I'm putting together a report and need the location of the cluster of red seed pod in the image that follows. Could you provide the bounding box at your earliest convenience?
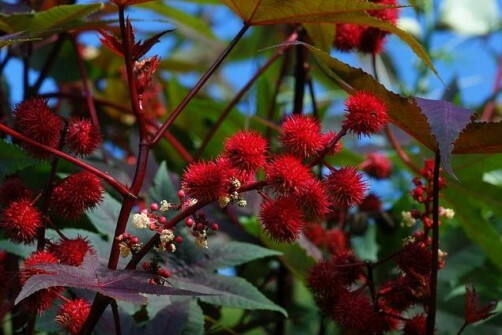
[334,0,400,54]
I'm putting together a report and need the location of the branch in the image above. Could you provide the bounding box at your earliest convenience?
[0,123,133,198]
[426,150,441,334]
[194,30,298,159]
[150,23,250,146]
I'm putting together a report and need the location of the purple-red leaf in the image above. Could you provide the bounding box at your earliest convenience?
[415,97,474,178]
[465,285,498,324]
[131,29,174,60]
[97,28,124,57]
[15,254,207,305]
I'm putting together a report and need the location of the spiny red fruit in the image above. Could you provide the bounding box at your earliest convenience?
[330,290,377,334]
[49,237,94,266]
[266,155,313,195]
[343,91,388,136]
[403,314,427,335]
[358,0,399,54]
[303,224,325,246]
[0,176,32,206]
[222,130,267,172]
[55,298,91,335]
[363,152,392,179]
[182,160,230,202]
[279,115,324,158]
[259,196,305,243]
[326,167,367,208]
[0,198,42,244]
[296,179,330,221]
[325,228,348,254]
[13,98,64,159]
[51,171,103,219]
[359,193,382,212]
[66,119,102,156]
[20,251,61,313]
[334,23,363,52]
[307,260,344,297]
[396,238,432,277]
[378,278,415,311]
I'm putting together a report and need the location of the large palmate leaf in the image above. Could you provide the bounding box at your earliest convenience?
[0,139,37,179]
[15,253,207,305]
[415,97,474,177]
[0,3,103,37]
[302,44,502,158]
[218,0,436,74]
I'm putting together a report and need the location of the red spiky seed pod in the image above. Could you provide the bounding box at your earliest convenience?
[259,196,305,243]
[55,298,91,335]
[13,98,64,159]
[334,23,364,52]
[49,237,94,266]
[66,119,102,156]
[303,224,325,246]
[0,176,33,206]
[325,228,348,254]
[307,260,345,297]
[296,179,330,221]
[363,152,392,179]
[396,238,432,277]
[182,160,230,202]
[378,278,415,311]
[359,193,382,213]
[0,198,42,244]
[51,171,103,219]
[402,314,427,335]
[266,155,313,195]
[330,290,377,334]
[20,251,62,313]
[343,91,388,136]
[279,115,324,158]
[222,130,267,172]
[358,0,399,54]
[326,167,367,208]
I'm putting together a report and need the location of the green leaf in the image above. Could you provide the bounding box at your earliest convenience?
[0,3,103,37]
[148,161,178,205]
[0,32,40,48]
[218,0,437,75]
[86,192,122,237]
[351,223,379,262]
[200,242,282,270]
[301,44,502,156]
[182,300,205,335]
[141,2,216,41]
[197,273,287,316]
[0,139,37,179]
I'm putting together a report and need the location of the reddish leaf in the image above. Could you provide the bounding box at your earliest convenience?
[301,44,502,160]
[15,254,208,305]
[111,0,156,6]
[465,285,498,324]
[415,97,474,178]
[98,28,124,57]
[131,29,174,60]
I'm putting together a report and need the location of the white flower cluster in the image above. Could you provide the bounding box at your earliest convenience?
[401,211,416,227]
[132,212,150,230]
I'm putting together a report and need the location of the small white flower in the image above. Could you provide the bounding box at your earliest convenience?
[401,211,416,227]
[119,242,131,258]
[160,229,175,244]
[160,200,171,212]
[194,231,208,249]
[237,198,247,207]
[132,212,150,230]
[439,207,455,219]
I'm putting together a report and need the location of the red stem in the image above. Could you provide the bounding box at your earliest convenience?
[150,23,250,146]
[71,35,101,132]
[0,123,132,197]
[193,30,298,160]
[308,128,347,167]
[384,125,421,174]
[426,151,441,334]
[292,29,308,115]
[481,55,502,121]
